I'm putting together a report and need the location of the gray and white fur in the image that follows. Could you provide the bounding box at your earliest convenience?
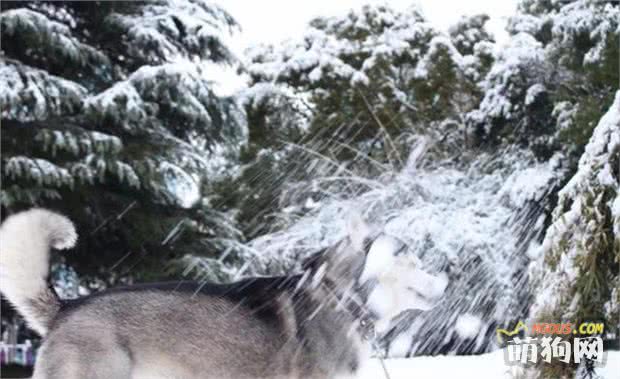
[0,209,442,379]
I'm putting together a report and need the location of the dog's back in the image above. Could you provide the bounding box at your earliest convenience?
[41,279,300,378]
[40,278,363,379]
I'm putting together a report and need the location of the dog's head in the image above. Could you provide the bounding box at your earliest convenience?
[305,212,448,332]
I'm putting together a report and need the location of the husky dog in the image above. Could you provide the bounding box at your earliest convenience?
[0,209,446,379]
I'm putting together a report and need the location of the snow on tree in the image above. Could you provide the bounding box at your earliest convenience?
[0,61,87,121]
[227,5,498,243]
[0,1,245,285]
[465,32,548,144]
[448,14,494,57]
[528,91,619,377]
[243,4,492,154]
[472,0,619,158]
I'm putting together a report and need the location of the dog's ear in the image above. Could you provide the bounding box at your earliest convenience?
[346,210,372,253]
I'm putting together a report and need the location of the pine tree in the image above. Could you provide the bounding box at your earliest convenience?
[468,0,619,160]
[1,1,245,286]
[510,2,620,377]
[528,91,619,379]
[449,14,494,56]
[244,5,437,160]
[230,6,497,242]
[244,5,496,164]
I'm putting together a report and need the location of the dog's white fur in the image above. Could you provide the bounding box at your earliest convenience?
[0,208,77,335]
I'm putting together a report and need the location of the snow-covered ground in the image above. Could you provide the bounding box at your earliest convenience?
[360,350,620,379]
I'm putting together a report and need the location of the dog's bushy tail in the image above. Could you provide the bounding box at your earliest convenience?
[0,209,77,335]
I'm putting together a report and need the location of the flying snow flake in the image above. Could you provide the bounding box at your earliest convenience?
[454,313,482,339]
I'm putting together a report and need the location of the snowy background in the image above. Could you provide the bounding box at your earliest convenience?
[1,0,618,378]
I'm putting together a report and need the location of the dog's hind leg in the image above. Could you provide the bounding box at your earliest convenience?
[32,339,132,379]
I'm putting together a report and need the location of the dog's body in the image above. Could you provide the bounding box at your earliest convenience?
[38,277,367,379]
[0,209,446,379]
